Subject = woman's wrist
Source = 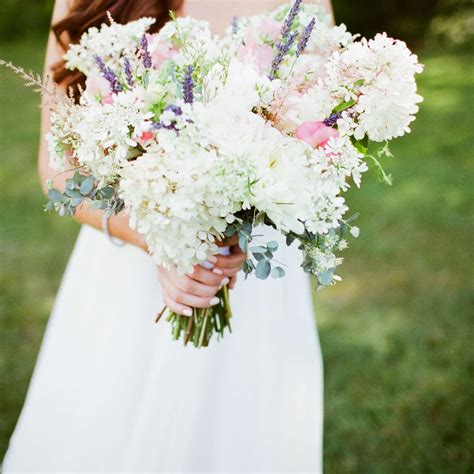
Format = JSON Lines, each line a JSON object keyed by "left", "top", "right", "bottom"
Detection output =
{"left": 109, "top": 212, "right": 148, "bottom": 252}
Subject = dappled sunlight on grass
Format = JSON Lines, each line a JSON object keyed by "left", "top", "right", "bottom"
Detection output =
{"left": 0, "top": 39, "right": 472, "bottom": 471}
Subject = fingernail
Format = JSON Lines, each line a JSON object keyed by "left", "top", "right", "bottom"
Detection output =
{"left": 210, "top": 297, "right": 220, "bottom": 306}
{"left": 221, "top": 277, "right": 230, "bottom": 286}
{"left": 207, "top": 254, "right": 218, "bottom": 264}
{"left": 183, "top": 309, "right": 192, "bottom": 317}
{"left": 212, "top": 268, "right": 223, "bottom": 275}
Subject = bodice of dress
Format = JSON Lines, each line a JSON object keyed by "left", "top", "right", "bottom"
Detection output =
{"left": 183, "top": 0, "right": 288, "bottom": 35}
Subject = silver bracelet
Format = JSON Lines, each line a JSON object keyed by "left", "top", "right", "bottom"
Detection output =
{"left": 101, "top": 209, "right": 126, "bottom": 247}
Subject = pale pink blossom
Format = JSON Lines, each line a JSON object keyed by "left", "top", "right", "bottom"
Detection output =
{"left": 85, "top": 75, "right": 112, "bottom": 103}
{"left": 258, "top": 17, "right": 281, "bottom": 42}
{"left": 237, "top": 28, "right": 274, "bottom": 73}
{"left": 296, "top": 121, "right": 339, "bottom": 148}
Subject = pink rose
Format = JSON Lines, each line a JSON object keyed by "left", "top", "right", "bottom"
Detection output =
{"left": 296, "top": 121, "right": 340, "bottom": 148}
{"left": 85, "top": 75, "right": 112, "bottom": 103}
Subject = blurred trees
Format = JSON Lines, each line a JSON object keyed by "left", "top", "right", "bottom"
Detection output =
{"left": 0, "top": 0, "right": 472, "bottom": 48}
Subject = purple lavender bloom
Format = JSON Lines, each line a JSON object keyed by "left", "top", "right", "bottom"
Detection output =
{"left": 279, "top": 0, "right": 302, "bottom": 42}
{"left": 164, "top": 104, "right": 183, "bottom": 116}
{"left": 140, "top": 34, "right": 152, "bottom": 69}
{"left": 123, "top": 58, "right": 134, "bottom": 87}
{"left": 231, "top": 16, "right": 239, "bottom": 35}
{"left": 296, "top": 17, "right": 316, "bottom": 57}
{"left": 94, "top": 54, "right": 123, "bottom": 93}
{"left": 183, "top": 65, "right": 194, "bottom": 104}
{"left": 268, "top": 31, "right": 299, "bottom": 80}
{"left": 323, "top": 112, "right": 343, "bottom": 127}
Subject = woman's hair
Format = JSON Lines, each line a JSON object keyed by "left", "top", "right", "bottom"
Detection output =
{"left": 52, "top": 0, "right": 184, "bottom": 94}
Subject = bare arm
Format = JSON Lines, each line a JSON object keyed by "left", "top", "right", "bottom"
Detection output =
{"left": 39, "top": 0, "right": 147, "bottom": 251}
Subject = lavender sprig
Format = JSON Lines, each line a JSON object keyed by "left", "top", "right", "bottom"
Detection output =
{"left": 231, "top": 16, "right": 239, "bottom": 36}
{"left": 140, "top": 34, "right": 152, "bottom": 69}
{"left": 296, "top": 17, "right": 316, "bottom": 57}
{"left": 183, "top": 65, "right": 194, "bottom": 104}
{"left": 269, "top": 31, "right": 299, "bottom": 80}
{"left": 94, "top": 55, "right": 122, "bottom": 93}
{"left": 279, "top": 0, "right": 303, "bottom": 42}
{"left": 123, "top": 58, "right": 134, "bottom": 87}
{"left": 323, "top": 112, "right": 343, "bottom": 127}
{"left": 165, "top": 104, "right": 183, "bottom": 115}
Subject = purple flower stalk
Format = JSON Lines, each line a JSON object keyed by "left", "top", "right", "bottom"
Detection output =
{"left": 231, "top": 16, "right": 239, "bottom": 35}
{"left": 94, "top": 55, "right": 123, "bottom": 93}
{"left": 279, "top": 0, "right": 303, "bottom": 42}
{"left": 183, "top": 65, "right": 194, "bottom": 104}
{"left": 323, "top": 112, "right": 343, "bottom": 127}
{"left": 140, "top": 34, "right": 152, "bottom": 69}
{"left": 123, "top": 58, "right": 134, "bottom": 87}
{"left": 296, "top": 17, "right": 316, "bottom": 57}
{"left": 164, "top": 104, "right": 183, "bottom": 116}
{"left": 269, "top": 31, "right": 299, "bottom": 80}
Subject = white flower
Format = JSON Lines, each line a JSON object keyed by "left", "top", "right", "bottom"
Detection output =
{"left": 350, "top": 226, "right": 360, "bottom": 238}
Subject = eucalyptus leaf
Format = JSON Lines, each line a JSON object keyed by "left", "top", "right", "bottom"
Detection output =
{"left": 318, "top": 269, "right": 334, "bottom": 286}
{"left": 47, "top": 188, "right": 62, "bottom": 203}
{"left": 271, "top": 267, "right": 286, "bottom": 279}
{"left": 250, "top": 246, "right": 266, "bottom": 254}
{"left": 267, "top": 240, "right": 278, "bottom": 251}
{"left": 256, "top": 259, "right": 271, "bottom": 280}
{"left": 80, "top": 177, "right": 94, "bottom": 195}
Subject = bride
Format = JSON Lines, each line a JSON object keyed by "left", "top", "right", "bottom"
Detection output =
{"left": 3, "top": 0, "right": 333, "bottom": 471}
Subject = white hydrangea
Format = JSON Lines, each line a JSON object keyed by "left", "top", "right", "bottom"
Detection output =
{"left": 64, "top": 17, "right": 155, "bottom": 75}
{"left": 325, "top": 33, "right": 424, "bottom": 141}
{"left": 309, "top": 135, "right": 368, "bottom": 191}
{"left": 72, "top": 93, "right": 152, "bottom": 183}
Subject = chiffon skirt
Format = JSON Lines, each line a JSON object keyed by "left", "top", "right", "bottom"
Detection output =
{"left": 3, "top": 224, "right": 324, "bottom": 472}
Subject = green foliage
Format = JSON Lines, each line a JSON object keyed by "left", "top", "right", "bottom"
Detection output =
{"left": 0, "top": 0, "right": 54, "bottom": 40}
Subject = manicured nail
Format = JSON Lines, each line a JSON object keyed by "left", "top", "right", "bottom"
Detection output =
{"left": 221, "top": 277, "right": 230, "bottom": 286}
{"left": 183, "top": 308, "right": 192, "bottom": 317}
{"left": 210, "top": 297, "right": 220, "bottom": 306}
{"left": 212, "top": 268, "right": 223, "bottom": 275}
{"left": 207, "top": 254, "right": 218, "bottom": 264}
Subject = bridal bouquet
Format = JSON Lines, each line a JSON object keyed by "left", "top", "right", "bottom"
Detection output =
{"left": 2, "top": 1, "right": 423, "bottom": 347}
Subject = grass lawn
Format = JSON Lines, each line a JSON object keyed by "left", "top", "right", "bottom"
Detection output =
{"left": 0, "top": 39, "right": 473, "bottom": 472}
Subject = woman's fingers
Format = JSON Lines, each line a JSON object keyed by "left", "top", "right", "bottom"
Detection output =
{"left": 215, "top": 235, "right": 239, "bottom": 247}
{"left": 188, "top": 265, "right": 225, "bottom": 287}
{"left": 213, "top": 251, "right": 247, "bottom": 270}
{"left": 162, "top": 288, "right": 193, "bottom": 317}
{"left": 160, "top": 275, "right": 220, "bottom": 309}
{"left": 228, "top": 275, "right": 237, "bottom": 290}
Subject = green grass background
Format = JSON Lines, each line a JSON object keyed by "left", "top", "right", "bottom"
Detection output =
{"left": 0, "top": 38, "right": 473, "bottom": 472}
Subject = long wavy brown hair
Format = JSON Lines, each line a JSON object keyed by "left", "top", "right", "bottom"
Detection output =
{"left": 52, "top": 0, "right": 184, "bottom": 94}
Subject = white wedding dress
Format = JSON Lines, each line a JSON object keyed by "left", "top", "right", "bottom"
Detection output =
{"left": 2, "top": 1, "right": 324, "bottom": 472}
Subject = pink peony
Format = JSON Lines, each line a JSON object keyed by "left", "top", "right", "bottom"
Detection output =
{"left": 296, "top": 121, "right": 340, "bottom": 148}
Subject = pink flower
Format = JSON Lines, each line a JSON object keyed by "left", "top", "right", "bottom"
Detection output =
{"left": 150, "top": 42, "right": 176, "bottom": 69}
{"left": 237, "top": 27, "right": 275, "bottom": 73}
{"left": 296, "top": 121, "right": 340, "bottom": 148}
{"left": 134, "top": 131, "right": 155, "bottom": 147}
{"left": 259, "top": 17, "right": 282, "bottom": 42}
{"left": 85, "top": 75, "right": 112, "bottom": 103}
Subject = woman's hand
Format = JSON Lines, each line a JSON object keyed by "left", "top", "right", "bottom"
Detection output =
{"left": 157, "top": 236, "right": 247, "bottom": 316}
